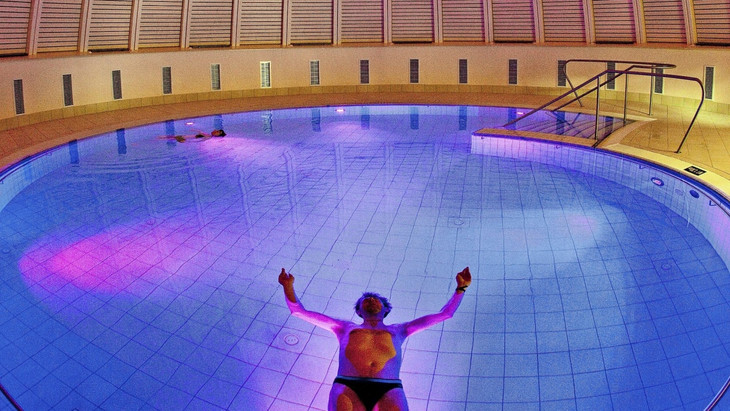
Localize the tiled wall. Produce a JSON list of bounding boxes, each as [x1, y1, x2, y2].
[[471, 134, 730, 269]]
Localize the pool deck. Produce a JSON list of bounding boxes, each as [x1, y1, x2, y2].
[[1, 91, 729, 200]]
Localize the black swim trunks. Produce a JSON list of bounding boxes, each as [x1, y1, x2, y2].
[[333, 375, 404, 411]]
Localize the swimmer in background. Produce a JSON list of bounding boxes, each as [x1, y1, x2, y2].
[[278, 267, 472, 410], [159, 129, 226, 143]]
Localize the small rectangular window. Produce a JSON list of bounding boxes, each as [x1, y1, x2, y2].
[[360, 60, 370, 84], [458, 59, 468, 84], [13, 79, 25, 115], [260, 61, 271, 88], [653, 67, 664, 94], [310, 60, 320, 86], [410, 59, 419, 84], [557, 60, 567, 87], [63, 74, 74, 106], [211, 64, 221, 90], [112, 70, 122, 100], [508, 59, 518, 85], [705, 66, 714, 100], [162, 67, 172, 95], [606, 61, 616, 90]]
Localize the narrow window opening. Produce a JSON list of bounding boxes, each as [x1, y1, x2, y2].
[[260, 61, 271, 88], [705, 66, 715, 100], [14, 79, 25, 115], [508, 59, 518, 85], [606, 61, 616, 90], [162, 67, 172, 95], [310, 60, 320, 86], [459, 59, 468, 84], [360, 60, 370, 84], [653, 68, 664, 94], [211, 64, 221, 91], [112, 70, 122, 100], [63, 74, 74, 106], [410, 59, 419, 84], [557, 60, 567, 87]]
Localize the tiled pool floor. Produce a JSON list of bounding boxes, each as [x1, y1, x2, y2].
[[1, 105, 730, 410]]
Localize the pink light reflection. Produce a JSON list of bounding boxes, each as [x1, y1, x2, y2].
[[19, 219, 191, 297]]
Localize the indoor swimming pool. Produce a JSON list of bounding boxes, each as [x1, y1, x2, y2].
[[0, 105, 729, 410]]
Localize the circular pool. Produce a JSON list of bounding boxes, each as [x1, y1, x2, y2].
[[0, 105, 728, 410]]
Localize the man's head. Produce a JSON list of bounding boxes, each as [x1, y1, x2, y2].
[[354, 292, 392, 318]]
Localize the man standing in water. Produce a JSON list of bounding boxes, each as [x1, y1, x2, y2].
[[278, 267, 472, 410]]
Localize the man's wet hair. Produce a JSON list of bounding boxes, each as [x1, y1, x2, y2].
[[354, 292, 392, 318]]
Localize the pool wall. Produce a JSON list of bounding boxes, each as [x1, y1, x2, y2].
[[1, 43, 728, 131], [472, 134, 730, 271]]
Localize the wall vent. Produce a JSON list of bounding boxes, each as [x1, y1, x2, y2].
[[310, 60, 320, 86], [162, 67, 172, 95], [260, 61, 271, 88], [459, 59, 468, 84], [410, 59, 419, 83], [606, 61, 616, 90], [653, 68, 664, 94], [211, 64, 221, 90], [557, 60, 567, 87], [63, 74, 74, 106], [360, 60, 370, 84], [13, 79, 25, 115], [112, 70, 122, 100], [508, 59, 518, 85], [705, 66, 714, 100]]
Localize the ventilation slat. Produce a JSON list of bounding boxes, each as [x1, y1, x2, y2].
[[87, 0, 133, 50], [0, 0, 31, 55], [341, 0, 383, 43], [542, 0, 586, 42], [442, 0, 484, 41], [642, 0, 686, 43], [290, 0, 332, 44], [189, 0, 233, 47], [392, 0, 433, 43], [138, 0, 183, 48], [593, 0, 636, 43], [37, 0, 83, 52], [694, 0, 730, 45], [492, 0, 534, 42], [240, 0, 283, 45]]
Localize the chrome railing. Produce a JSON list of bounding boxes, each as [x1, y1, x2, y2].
[[562, 59, 677, 117], [503, 63, 704, 153]]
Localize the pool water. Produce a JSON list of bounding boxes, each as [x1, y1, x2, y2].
[[0, 105, 728, 410]]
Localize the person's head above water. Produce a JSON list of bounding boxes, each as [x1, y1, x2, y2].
[[354, 292, 392, 318]]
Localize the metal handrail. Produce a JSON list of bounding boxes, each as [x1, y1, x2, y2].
[[563, 59, 677, 115], [502, 68, 704, 153]]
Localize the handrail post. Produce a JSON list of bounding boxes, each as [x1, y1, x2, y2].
[[623, 75, 629, 123], [595, 76, 601, 141], [649, 68, 655, 116]]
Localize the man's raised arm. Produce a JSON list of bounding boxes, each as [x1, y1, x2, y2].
[[278, 268, 343, 333], [402, 267, 472, 337]]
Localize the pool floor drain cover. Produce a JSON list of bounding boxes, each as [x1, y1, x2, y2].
[[284, 334, 299, 345], [662, 263, 672, 270]]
